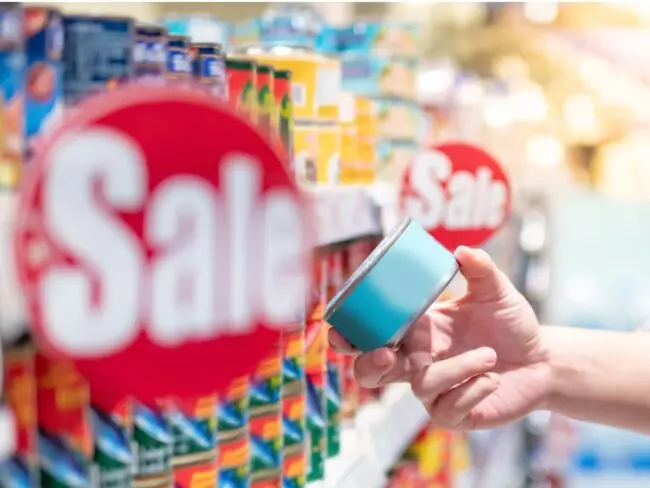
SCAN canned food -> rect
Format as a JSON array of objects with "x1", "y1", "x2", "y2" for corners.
[
  {"x1": 272, "y1": 69, "x2": 293, "y2": 172},
  {"x1": 166, "y1": 34, "x2": 191, "y2": 81},
  {"x1": 36, "y1": 354, "x2": 94, "y2": 488},
  {"x1": 62, "y1": 15, "x2": 134, "y2": 104},
  {"x1": 218, "y1": 376, "x2": 250, "y2": 487},
  {"x1": 132, "y1": 402, "x2": 173, "y2": 488},
  {"x1": 191, "y1": 42, "x2": 226, "y2": 99},
  {"x1": 134, "y1": 24, "x2": 166, "y2": 80},
  {"x1": 169, "y1": 396, "x2": 218, "y2": 488},
  {"x1": 255, "y1": 64, "x2": 275, "y2": 140},
  {"x1": 280, "y1": 326, "x2": 307, "y2": 487},
  {"x1": 25, "y1": 6, "x2": 63, "y2": 159},
  {"x1": 305, "y1": 257, "x2": 327, "y2": 482},
  {"x1": 91, "y1": 399, "x2": 133, "y2": 488},
  {"x1": 0, "y1": 340, "x2": 38, "y2": 486},
  {"x1": 325, "y1": 220, "x2": 459, "y2": 353},
  {"x1": 249, "y1": 342, "x2": 282, "y2": 488},
  {"x1": 226, "y1": 57, "x2": 257, "y2": 122},
  {"x1": 0, "y1": 2, "x2": 24, "y2": 189}
]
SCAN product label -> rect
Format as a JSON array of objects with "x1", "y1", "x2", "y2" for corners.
[
  {"x1": 92, "y1": 399, "x2": 133, "y2": 488},
  {"x1": 133, "y1": 30, "x2": 166, "y2": 79},
  {"x1": 62, "y1": 16, "x2": 133, "y2": 104},
  {"x1": 133, "y1": 402, "x2": 173, "y2": 485},
  {"x1": 250, "y1": 413, "x2": 282, "y2": 488},
  {"x1": 218, "y1": 376, "x2": 250, "y2": 487},
  {"x1": 0, "y1": 4, "x2": 24, "y2": 189},
  {"x1": 325, "y1": 356, "x2": 341, "y2": 457},
  {"x1": 257, "y1": 71, "x2": 274, "y2": 138},
  {"x1": 227, "y1": 64, "x2": 257, "y2": 122},
  {"x1": 170, "y1": 395, "x2": 218, "y2": 460},
  {"x1": 25, "y1": 7, "x2": 63, "y2": 159},
  {"x1": 36, "y1": 355, "x2": 93, "y2": 487},
  {"x1": 305, "y1": 320, "x2": 326, "y2": 482},
  {"x1": 174, "y1": 458, "x2": 218, "y2": 488}
]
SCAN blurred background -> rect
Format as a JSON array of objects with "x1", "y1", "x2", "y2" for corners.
[{"x1": 12, "y1": 1, "x2": 650, "y2": 487}]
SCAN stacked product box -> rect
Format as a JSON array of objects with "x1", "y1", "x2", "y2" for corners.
[{"x1": 320, "y1": 21, "x2": 423, "y2": 182}]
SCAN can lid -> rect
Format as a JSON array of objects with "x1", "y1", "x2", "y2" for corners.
[
  {"x1": 168, "y1": 34, "x2": 190, "y2": 43},
  {"x1": 257, "y1": 64, "x2": 273, "y2": 74},
  {"x1": 274, "y1": 69, "x2": 291, "y2": 79},
  {"x1": 226, "y1": 57, "x2": 257, "y2": 70}
]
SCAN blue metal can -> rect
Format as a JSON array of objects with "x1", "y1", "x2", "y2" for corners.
[
  {"x1": 62, "y1": 15, "x2": 134, "y2": 105},
  {"x1": 166, "y1": 35, "x2": 191, "y2": 81},
  {"x1": 133, "y1": 24, "x2": 166, "y2": 80},
  {"x1": 190, "y1": 42, "x2": 226, "y2": 99},
  {"x1": 325, "y1": 219, "x2": 459, "y2": 352}
]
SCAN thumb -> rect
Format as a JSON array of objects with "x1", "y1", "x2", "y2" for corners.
[{"x1": 454, "y1": 246, "x2": 514, "y2": 302}]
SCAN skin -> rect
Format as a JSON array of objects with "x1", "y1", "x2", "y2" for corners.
[{"x1": 329, "y1": 246, "x2": 650, "y2": 434}]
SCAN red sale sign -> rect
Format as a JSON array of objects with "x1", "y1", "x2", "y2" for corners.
[
  {"x1": 13, "y1": 85, "x2": 312, "y2": 405},
  {"x1": 399, "y1": 143, "x2": 511, "y2": 251}
]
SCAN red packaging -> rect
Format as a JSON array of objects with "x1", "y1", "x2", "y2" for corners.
[{"x1": 226, "y1": 57, "x2": 257, "y2": 123}]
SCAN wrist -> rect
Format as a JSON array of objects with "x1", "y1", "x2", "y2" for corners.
[{"x1": 539, "y1": 326, "x2": 578, "y2": 413}]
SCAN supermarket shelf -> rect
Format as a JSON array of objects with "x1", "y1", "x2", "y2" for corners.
[
  {"x1": 310, "y1": 384, "x2": 429, "y2": 488},
  {"x1": 309, "y1": 183, "x2": 397, "y2": 247}
]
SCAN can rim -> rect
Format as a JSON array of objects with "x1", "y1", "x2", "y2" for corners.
[{"x1": 324, "y1": 218, "x2": 411, "y2": 321}]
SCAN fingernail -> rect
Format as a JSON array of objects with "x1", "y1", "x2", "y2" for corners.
[{"x1": 372, "y1": 349, "x2": 392, "y2": 367}]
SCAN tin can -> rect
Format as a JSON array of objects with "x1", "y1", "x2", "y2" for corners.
[
  {"x1": 326, "y1": 220, "x2": 459, "y2": 353},
  {"x1": 0, "y1": 339, "x2": 38, "y2": 486},
  {"x1": 325, "y1": 251, "x2": 345, "y2": 457},
  {"x1": 280, "y1": 326, "x2": 306, "y2": 488},
  {"x1": 218, "y1": 376, "x2": 250, "y2": 487},
  {"x1": 251, "y1": 51, "x2": 340, "y2": 123},
  {"x1": 0, "y1": 2, "x2": 24, "y2": 189},
  {"x1": 36, "y1": 354, "x2": 94, "y2": 487},
  {"x1": 255, "y1": 64, "x2": 275, "y2": 139},
  {"x1": 305, "y1": 257, "x2": 328, "y2": 482},
  {"x1": 91, "y1": 398, "x2": 133, "y2": 488},
  {"x1": 272, "y1": 69, "x2": 293, "y2": 172},
  {"x1": 166, "y1": 34, "x2": 191, "y2": 82},
  {"x1": 226, "y1": 57, "x2": 257, "y2": 122},
  {"x1": 169, "y1": 395, "x2": 218, "y2": 488},
  {"x1": 249, "y1": 341, "x2": 282, "y2": 488},
  {"x1": 191, "y1": 42, "x2": 226, "y2": 99},
  {"x1": 24, "y1": 6, "x2": 63, "y2": 160},
  {"x1": 133, "y1": 24, "x2": 166, "y2": 80},
  {"x1": 62, "y1": 15, "x2": 134, "y2": 105},
  {"x1": 132, "y1": 402, "x2": 173, "y2": 488}
]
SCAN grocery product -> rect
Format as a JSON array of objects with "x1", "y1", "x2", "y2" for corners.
[
  {"x1": 169, "y1": 396, "x2": 218, "y2": 488},
  {"x1": 377, "y1": 139, "x2": 418, "y2": 182},
  {"x1": 0, "y1": 339, "x2": 38, "y2": 486},
  {"x1": 218, "y1": 376, "x2": 251, "y2": 487},
  {"x1": 133, "y1": 24, "x2": 166, "y2": 80},
  {"x1": 191, "y1": 42, "x2": 226, "y2": 99},
  {"x1": 294, "y1": 122, "x2": 340, "y2": 185},
  {"x1": 341, "y1": 54, "x2": 417, "y2": 100},
  {"x1": 62, "y1": 14, "x2": 134, "y2": 104},
  {"x1": 272, "y1": 68, "x2": 293, "y2": 173},
  {"x1": 91, "y1": 399, "x2": 133, "y2": 488},
  {"x1": 163, "y1": 15, "x2": 230, "y2": 48},
  {"x1": 132, "y1": 402, "x2": 173, "y2": 487},
  {"x1": 226, "y1": 57, "x2": 257, "y2": 122},
  {"x1": 0, "y1": 2, "x2": 24, "y2": 189},
  {"x1": 305, "y1": 257, "x2": 327, "y2": 482},
  {"x1": 249, "y1": 50, "x2": 340, "y2": 123},
  {"x1": 24, "y1": 6, "x2": 63, "y2": 159},
  {"x1": 36, "y1": 354, "x2": 94, "y2": 487},
  {"x1": 280, "y1": 326, "x2": 307, "y2": 488},
  {"x1": 375, "y1": 98, "x2": 423, "y2": 141},
  {"x1": 249, "y1": 342, "x2": 283, "y2": 488},
  {"x1": 165, "y1": 34, "x2": 191, "y2": 81},
  {"x1": 255, "y1": 64, "x2": 275, "y2": 139},
  {"x1": 331, "y1": 22, "x2": 420, "y2": 58}
]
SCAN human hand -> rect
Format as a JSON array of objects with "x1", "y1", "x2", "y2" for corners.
[{"x1": 328, "y1": 246, "x2": 551, "y2": 430}]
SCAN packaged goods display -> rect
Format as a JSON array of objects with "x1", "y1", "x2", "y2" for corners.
[{"x1": 0, "y1": 5, "x2": 458, "y2": 488}]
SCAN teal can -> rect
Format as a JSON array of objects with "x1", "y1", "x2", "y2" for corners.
[{"x1": 325, "y1": 219, "x2": 458, "y2": 352}]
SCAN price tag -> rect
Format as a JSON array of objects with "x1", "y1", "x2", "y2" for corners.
[
  {"x1": 13, "y1": 85, "x2": 312, "y2": 405},
  {"x1": 399, "y1": 143, "x2": 511, "y2": 251}
]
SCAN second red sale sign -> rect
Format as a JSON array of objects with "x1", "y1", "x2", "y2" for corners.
[
  {"x1": 13, "y1": 85, "x2": 312, "y2": 405},
  {"x1": 399, "y1": 143, "x2": 511, "y2": 251}
]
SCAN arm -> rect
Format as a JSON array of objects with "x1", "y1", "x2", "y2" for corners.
[{"x1": 545, "y1": 325, "x2": 650, "y2": 433}]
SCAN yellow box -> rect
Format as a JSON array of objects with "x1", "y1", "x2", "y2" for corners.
[
  {"x1": 294, "y1": 122, "x2": 341, "y2": 185},
  {"x1": 339, "y1": 124, "x2": 358, "y2": 184},
  {"x1": 253, "y1": 51, "x2": 341, "y2": 123}
]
